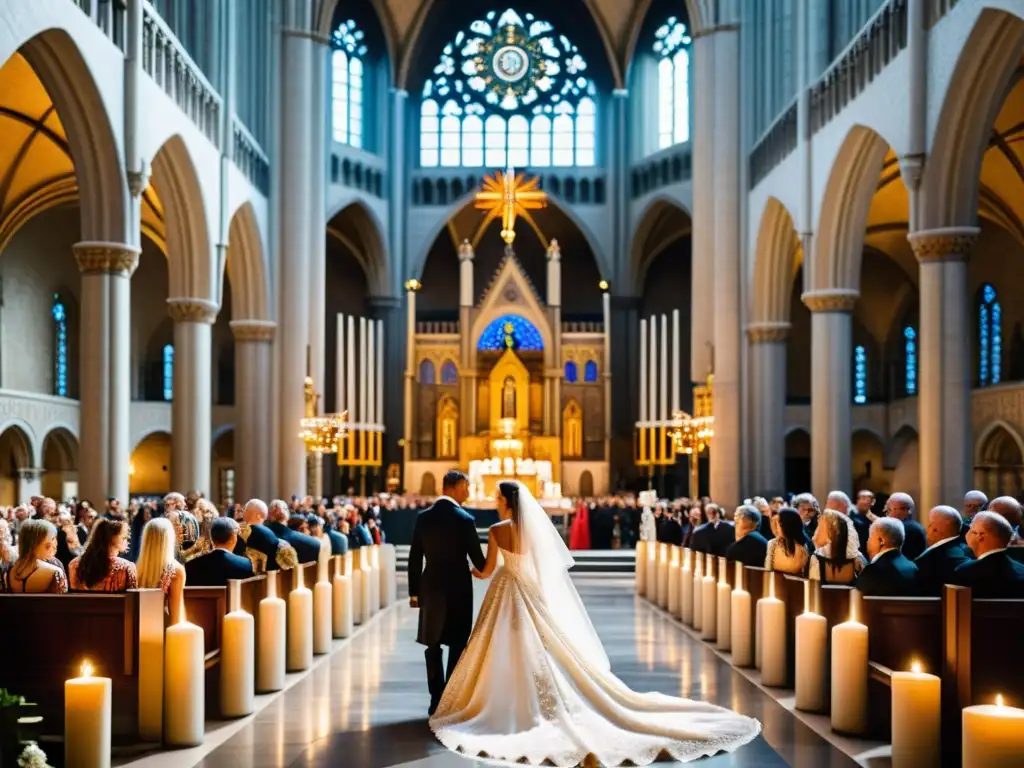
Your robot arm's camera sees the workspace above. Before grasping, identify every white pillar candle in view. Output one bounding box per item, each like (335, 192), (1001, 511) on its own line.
(891, 662), (940, 767)
(636, 540), (648, 595)
(220, 609), (255, 717)
(381, 543), (397, 606)
(657, 544), (670, 608)
(359, 316), (367, 424)
(830, 620), (869, 734)
(962, 696), (1024, 767)
(164, 620), (205, 746)
(257, 573), (286, 692)
(672, 309), (680, 413)
(754, 597), (764, 669)
(731, 588), (753, 667)
(667, 553), (681, 616)
(692, 559), (704, 630)
(716, 580), (732, 651)
(370, 544), (382, 612)
(701, 558), (717, 641)
(287, 569), (313, 672)
(362, 547), (376, 618)
(759, 594), (787, 687)
(680, 549), (693, 624)
(332, 566), (353, 638)
(645, 543), (657, 602)
(660, 314), (668, 421)
(795, 611), (828, 712)
(65, 661), (111, 768)
(352, 563), (364, 625)
(639, 318), (647, 423)
(313, 578), (333, 655)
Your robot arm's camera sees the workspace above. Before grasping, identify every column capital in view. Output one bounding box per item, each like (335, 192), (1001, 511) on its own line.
(230, 319), (276, 341)
(73, 242), (140, 276)
(802, 290), (858, 313)
(18, 467), (44, 481)
(746, 322), (791, 343)
(908, 227), (980, 262)
(167, 297), (219, 324)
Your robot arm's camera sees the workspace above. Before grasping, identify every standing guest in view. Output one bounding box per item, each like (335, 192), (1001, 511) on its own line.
(10, 505), (29, 541)
(952, 512), (1024, 598)
(0, 519), (67, 593)
(54, 511), (83, 571)
(885, 492), (926, 560)
(987, 496), (1024, 562)
(182, 499), (221, 562)
(267, 500), (322, 564)
(164, 492), (199, 549)
(569, 499), (591, 550)
(137, 518), (186, 624)
(808, 508), (866, 585)
(961, 490), (989, 539)
(185, 518), (254, 586)
(726, 506), (769, 567)
(914, 505), (972, 595)
(850, 490), (876, 553)
(764, 507), (811, 575)
(74, 502), (95, 545)
(105, 497), (123, 519)
(857, 518), (920, 596)
(235, 499), (297, 573)
(792, 493), (819, 540)
(69, 518), (137, 592)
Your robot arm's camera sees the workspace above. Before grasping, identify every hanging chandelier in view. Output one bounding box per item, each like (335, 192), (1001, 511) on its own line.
(298, 376), (349, 455)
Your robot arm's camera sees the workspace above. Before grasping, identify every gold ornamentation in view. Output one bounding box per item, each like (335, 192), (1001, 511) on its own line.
(801, 291), (858, 313)
(746, 323), (791, 343)
(167, 298), (219, 324)
(73, 242), (140, 275)
(230, 320), (276, 342)
(907, 228), (979, 262)
(475, 167), (547, 245)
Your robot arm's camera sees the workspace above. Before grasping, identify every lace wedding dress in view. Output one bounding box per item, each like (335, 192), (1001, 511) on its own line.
(428, 484), (761, 766)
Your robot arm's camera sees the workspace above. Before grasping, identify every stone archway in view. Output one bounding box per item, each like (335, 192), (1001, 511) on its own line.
(41, 427), (78, 501)
(975, 423), (1024, 500)
(130, 432), (172, 497)
(784, 428), (810, 496)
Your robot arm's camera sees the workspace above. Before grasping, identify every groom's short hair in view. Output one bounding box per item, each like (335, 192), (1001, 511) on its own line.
(442, 470), (468, 491)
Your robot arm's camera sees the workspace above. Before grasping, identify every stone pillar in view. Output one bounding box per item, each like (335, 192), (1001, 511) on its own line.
(748, 323), (790, 495)
(403, 282), (418, 474)
(367, 296), (403, 473)
(458, 240), (475, 436)
(74, 242), (139, 504)
(610, 295), (641, 485)
(908, 228), (978, 513)
(546, 240), (562, 437)
(17, 469), (43, 504)
(690, 33), (716, 380)
(167, 298), (217, 496)
(803, 291), (857, 501)
(231, 320), (275, 501)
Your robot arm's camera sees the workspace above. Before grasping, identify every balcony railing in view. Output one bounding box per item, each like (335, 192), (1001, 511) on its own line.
(415, 322), (460, 335)
(748, 99), (798, 190)
(631, 144), (692, 200)
(75, 0), (128, 51)
(233, 118), (269, 195)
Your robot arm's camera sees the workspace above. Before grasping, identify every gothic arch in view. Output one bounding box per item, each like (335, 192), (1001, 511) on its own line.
(0, 422), (36, 469)
(628, 196), (691, 295)
(622, 0), (701, 77)
(327, 200), (389, 296)
(975, 419), (1024, 466)
(886, 424), (919, 468)
(318, 0), (398, 76)
(225, 201), (270, 321)
(751, 196), (801, 325)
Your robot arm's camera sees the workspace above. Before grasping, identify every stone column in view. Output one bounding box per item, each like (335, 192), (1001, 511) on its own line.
(167, 298), (217, 496)
(403, 282), (418, 474)
(803, 291), (857, 501)
(748, 323), (790, 494)
(458, 240), (475, 435)
(690, 32), (716, 381)
(231, 320), (275, 501)
(546, 240), (562, 437)
(610, 295), (641, 485)
(74, 242), (139, 504)
(908, 228), (978, 513)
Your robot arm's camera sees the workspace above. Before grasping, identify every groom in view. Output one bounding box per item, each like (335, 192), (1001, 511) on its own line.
(408, 470), (486, 715)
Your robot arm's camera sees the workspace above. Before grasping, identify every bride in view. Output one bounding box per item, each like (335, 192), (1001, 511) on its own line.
(429, 480), (761, 766)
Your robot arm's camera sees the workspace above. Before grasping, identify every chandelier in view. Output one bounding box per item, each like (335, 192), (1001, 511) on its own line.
(669, 412), (715, 455)
(299, 376), (348, 455)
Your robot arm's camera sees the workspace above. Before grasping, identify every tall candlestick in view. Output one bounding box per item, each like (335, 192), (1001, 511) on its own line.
(376, 319), (384, 428)
(639, 319), (647, 423)
(759, 581), (787, 687)
(891, 662), (940, 767)
(352, 554), (364, 625)
(220, 601), (255, 717)
(359, 316), (368, 425)
(667, 547), (681, 616)
(754, 597), (764, 669)
(636, 540), (648, 595)
(346, 314), (355, 418)
(164, 619), (205, 746)
(381, 542), (397, 605)
(370, 544), (382, 612)
(366, 320), (376, 425)
(701, 555), (717, 641)
(649, 319), (658, 425)
(336, 314), (345, 414)
(287, 568), (313, 671)
(258, 572), (286, 692)
(65, 660), (111, 768)
(831, 619), (869, 734)
(672, 309), (680, 413)
(795, 606), (828, 712)
(660, 313), (668, 422)
(962, 696), (1024, 767)
(332, 559), (353, 638)
(680, 548), (693, 624)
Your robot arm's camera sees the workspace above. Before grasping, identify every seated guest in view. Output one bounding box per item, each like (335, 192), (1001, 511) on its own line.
(962, 490), (988, 540)
(682, 506), (704, 549)
(287, 515), (311, 535)
(268, 500), (322, 564)
(952, 512), (1024, 598)
(306, 514), (332, 575)
(55, 511), (83, 571)
(726, 505), (768, 567)
(185, 518), (254, 587)
(0, 518), (14, 567)
(164, 492), (199, 550)
(764, 508), (811, 575)
(857, 518), (920, 596)
(987, 496), (1024, 563)
(0, 519), (67, 593)
(69, 518), (137, 592)
(235, 499), (297, 573)
(850, 490), (876, 553)
(792, 493), (819, 540)
(692, 504), (734, 557)
(885, 492), (926, 560)
(137, 518), (186, 623)
(183, 499), (222, 562)
(326, 517), (349, 556)
(750, 497), (774, 540)
(349, 508), (373, 548)
(660, 507), (683, 547)
(127, 504), (152, 562)
(74, 502), (96, 546)
(915, 505), (972, 595)
(809, 506), (866, 585)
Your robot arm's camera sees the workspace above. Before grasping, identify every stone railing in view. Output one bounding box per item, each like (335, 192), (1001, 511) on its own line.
(330, 146), (386, 199)
(415, 321), (460, 335)
(233, 117), (269, 195)
(749, 99), (798, 189)
(631, 144), (692, 200)
(925, 0), (962, 28)
(0, 390), (81, 460)
(74, 0), (128, 52)
(141, 0), (222, 146)
(562, 322), (604, 334)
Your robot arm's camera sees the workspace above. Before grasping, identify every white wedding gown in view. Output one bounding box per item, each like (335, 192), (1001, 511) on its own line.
(429, 489), (761, 766)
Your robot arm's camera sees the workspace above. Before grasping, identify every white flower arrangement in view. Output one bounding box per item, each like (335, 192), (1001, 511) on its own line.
(17, 742), (51, 768)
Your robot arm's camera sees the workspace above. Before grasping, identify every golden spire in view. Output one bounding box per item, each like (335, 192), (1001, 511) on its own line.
(474, 166), (547, 245)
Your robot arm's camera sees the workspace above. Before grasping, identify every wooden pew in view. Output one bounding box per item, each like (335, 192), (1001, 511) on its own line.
(742, 566), (766, 665)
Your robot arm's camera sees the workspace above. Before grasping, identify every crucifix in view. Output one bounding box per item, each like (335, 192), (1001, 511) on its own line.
(474, 166), (547, 247)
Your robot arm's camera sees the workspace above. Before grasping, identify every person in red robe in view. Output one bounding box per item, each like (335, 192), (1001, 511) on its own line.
(569, 500), (591, 550)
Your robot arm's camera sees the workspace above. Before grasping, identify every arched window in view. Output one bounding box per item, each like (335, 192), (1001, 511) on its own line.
(419, 9), (597, 168)
(162, 344), (174, 401)
(583, 360), (598, 382)
(564, 361), (578, 383)
(331, 19), (367, 147)
(418, 359), (436, 384)
(437, 397), (459, 458)
(52, 293), (68, 397)
(653, 17), (691, 149)
(853, 345), (867, 404)
(979, 283), (1002, 387)
(441, 360), (458, 384)
(904, 326), (917, 396)
(478, 314), (544, 351)
(562, 400), (582, 457)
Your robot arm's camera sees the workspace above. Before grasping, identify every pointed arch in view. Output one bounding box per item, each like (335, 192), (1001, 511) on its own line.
(562, 398), (583, 457)
(975, 420), (1024, 466)
(0, 422), (36, 469)
(751, 196), (801, 324)
(628, 195), (691, 295)
(224, 201), (270, 321)
(327, 200), (389, 296)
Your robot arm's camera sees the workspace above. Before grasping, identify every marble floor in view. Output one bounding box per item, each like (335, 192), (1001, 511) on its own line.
(142, 578), (862, 768)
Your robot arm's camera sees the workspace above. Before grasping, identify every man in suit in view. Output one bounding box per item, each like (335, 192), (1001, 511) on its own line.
(186, 517), (254, 586)
(690, 504), (734, 557)
(961, 490), (988, 540)
(915, 505), (972, 595)
(987, 496), (1024, 563)
(660, 507), (683, 547)
(885, 492), (926, 560)
(857, 518), (920, 596)
(793, 493), (820, 541)
(267, 500), (323, 564)
(408, 470), (486, 716)
(235, 499), (296, 572)
(952, 512), (1024, 598)
(727, 505), (769, 567)
(850, 490), (876, 554)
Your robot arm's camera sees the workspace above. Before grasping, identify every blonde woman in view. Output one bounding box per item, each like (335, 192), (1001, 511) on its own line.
(808, 509), (866, 585)
(0, 519), (67, 593)
(136, 517), (186, 624)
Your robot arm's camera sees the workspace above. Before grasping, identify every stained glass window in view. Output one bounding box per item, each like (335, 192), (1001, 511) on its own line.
(162, 344), (174, 401)
(654, 17), (691, 149)
(477, 314), (544, 351)
(979, 283), (1001, 387)
(904, 326), (917, 396)
(52, 293), (67, 397)
(854, 345), (867, 404)
(332, 19), (367, 147)
(584, 360), (598, 382)
(441, 360), (458, 384)
(564, 361), (578, 383)
(419, 359), (436, 384)
(419, 9), (597, 168)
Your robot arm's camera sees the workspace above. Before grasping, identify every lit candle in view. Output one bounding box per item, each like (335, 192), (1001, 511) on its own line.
(361, 547), (374, 620)
(831, 616), (869, 734)
(381, 543), (397, 606)
(370, 544), (382, 612)
(220, 583), (255, 717)
(352, 551), (365, 625)
(701, 554), (717, 641)
(645, 542), (657, 602)
(164, 616), (205, 746)
(657, 543), (670, 608)
(667, 547), (681, 616)
(891, 661), (940, 767)
(716, 560), (731, 651)
(692, 556), (704, 631)
(287, 567), (313, 672)
(332, 559), (353, 638)
(759, 579), (786, 687)
(258, 572), (286, 692)
(731, 565), (753, 667)
(795, 581), (827, 712)
(680, 548), (693, 624)
(636, 540), (648, 595)
(313, 569), (333, 656)
(962, 695), (1024, 767)
(65, 660), (111, 768)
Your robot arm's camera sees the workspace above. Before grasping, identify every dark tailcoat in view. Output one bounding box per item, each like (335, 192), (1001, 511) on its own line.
(856, 549), (920, 596)
(266, 522), (323, 564)
(408, 498), (486, 647)
(661, 518), (683, 547)
(914, 538), (972, 596)
(952, 550), (1024, 598)
(900, 519), (928, 561)
(711, 521), (736, 557)
(185, 548), (254, 587)
(727, 531), (769, 568)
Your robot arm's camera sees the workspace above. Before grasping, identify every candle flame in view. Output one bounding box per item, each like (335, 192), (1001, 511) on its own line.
(997, 694), (1005, 708)
(911, 661), (922, 674)
(81, 660), (93, 678)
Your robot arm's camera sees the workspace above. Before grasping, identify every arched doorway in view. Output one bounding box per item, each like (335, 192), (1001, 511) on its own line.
(852, 429), (888, 494)
(41, 427), (78, 501)
(130, 432), (171, 497)
(212, 428), (235, 508)
(0, 425), (34, 506)
(976, 424), (1024, 500)
(784, 428), (810, 496)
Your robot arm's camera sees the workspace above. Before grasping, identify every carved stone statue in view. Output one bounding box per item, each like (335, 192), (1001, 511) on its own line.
(502, 376), (516, 419)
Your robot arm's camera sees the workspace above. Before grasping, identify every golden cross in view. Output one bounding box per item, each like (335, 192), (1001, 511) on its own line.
(474, 166), (547, 245)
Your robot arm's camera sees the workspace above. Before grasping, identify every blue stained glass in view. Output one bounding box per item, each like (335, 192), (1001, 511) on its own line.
(584, 360), (598, 382)
(979, 284), (1000, 387)
(854, 345), (867, 404)
(441, 360), (458, 384)
(162, 344), (174, 401)
(993, 302), (1002, 384)
(564, 361), (578, 383)
(904, 326), (916, 396)
(52, 295), (67, 397)
(478, 314), (544, 351)
(419, 359), (436, 384)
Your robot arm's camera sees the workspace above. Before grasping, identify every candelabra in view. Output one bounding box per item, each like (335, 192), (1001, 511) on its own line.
(668, 374), (715, 498)
(299, 376), (349, 455)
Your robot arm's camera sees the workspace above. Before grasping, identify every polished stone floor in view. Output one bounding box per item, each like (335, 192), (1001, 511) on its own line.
(169, 578), (859, 768)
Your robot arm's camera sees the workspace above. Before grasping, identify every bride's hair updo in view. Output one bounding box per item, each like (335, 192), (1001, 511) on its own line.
(498, 481), (520, 524)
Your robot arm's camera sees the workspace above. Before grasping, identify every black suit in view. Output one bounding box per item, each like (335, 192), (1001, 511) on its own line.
(185, 548), (255, 586)
(899, 518), (928, 561)
(727, 531), (769, 568)
(952, 550), (1024, 598)
(712, 521), (736, 557)
(856, 549), (920, 596)
(1007, 546), (1024, 564)
(914, 538), (972, 595)
(327, 529), (349, 556)
(266, 522), (323, 564)
(688, 523), (714, 554)
(661, 518), (683, 547)
(849, 511), (872, 554)
(408, 498), (486, 711)
(757, 515), (774, 541)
